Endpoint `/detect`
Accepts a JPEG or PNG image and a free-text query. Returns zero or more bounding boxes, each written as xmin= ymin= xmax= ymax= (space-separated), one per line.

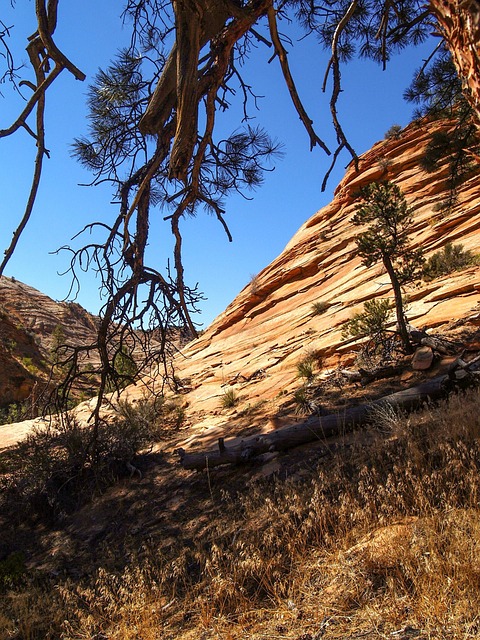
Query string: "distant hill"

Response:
xmin=0 ymin=277 xmax=100 ymax=410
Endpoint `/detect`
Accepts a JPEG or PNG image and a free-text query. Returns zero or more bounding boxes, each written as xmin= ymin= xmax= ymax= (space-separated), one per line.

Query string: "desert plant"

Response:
xmin=384 ymin=124 xmax=402 ymax=139
xmin=423 ymin=242 xmax=478 ymax=280
xmin=0 ymin=552 xmax=25 ymax=592
xmin=296 ymin=356 xmax=315 ymax=381
xmin=352 ymin=181 xmax=424 ymax=352
xmin=343 ymin=299 xmax=403 ymax=367
xmin=111 ymin=345 xmax=138 ymax=389
xmin=220 ymin=388 xmax=238 ymax=409
xmin=311 ymin=300 xmax=330 ymax=316
xmin=248 ymin=273 xmax=261 ymax=295
xmin=3 ymin=389 xmax=480 ymax=638
xmin=293 ymin=387 xmax=319 ymax=415
xmin=343 ymin=298 xmax=393 ymax=340
xmin=0 ymin=399 xmax=162 ymax=521
xmin=0 ymin=401 xmax=29 ymax=425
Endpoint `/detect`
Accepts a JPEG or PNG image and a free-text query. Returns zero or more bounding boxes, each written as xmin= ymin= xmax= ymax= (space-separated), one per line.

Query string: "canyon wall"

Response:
xmin=157 ymin=118 xmax=480 ymax=449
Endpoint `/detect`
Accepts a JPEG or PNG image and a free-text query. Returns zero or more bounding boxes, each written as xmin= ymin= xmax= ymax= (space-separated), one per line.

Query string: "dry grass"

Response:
xmin=2 ymin=389 xmax=480 ymax=639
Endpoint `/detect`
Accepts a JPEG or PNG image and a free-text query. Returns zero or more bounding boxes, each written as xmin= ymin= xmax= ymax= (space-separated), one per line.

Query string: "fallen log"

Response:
xmin=177 ymin=367 xmax=479 ymax=471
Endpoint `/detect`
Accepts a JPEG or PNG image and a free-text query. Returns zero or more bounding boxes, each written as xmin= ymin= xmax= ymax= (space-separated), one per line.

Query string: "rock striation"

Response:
xmin=0 ymin=277 xmax=100 ymax=407
xmin=155 ymin=118 xmax=480 ymax=450
xmin=2 ymin=118 xmax=480 ymax=449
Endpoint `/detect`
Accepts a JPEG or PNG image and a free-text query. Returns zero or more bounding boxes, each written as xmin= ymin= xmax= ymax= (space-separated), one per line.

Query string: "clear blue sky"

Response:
xmin=0 ymin=2 xmax=438 ymax=327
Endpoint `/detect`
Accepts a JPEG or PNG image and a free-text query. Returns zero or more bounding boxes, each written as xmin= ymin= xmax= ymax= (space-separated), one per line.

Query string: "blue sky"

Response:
xmin=0 ymin=2 xmax=438 ymax=327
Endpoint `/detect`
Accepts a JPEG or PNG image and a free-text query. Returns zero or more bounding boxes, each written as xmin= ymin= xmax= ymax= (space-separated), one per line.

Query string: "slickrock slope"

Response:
xmin=0 ymin=277 xmax=99 ymax=406
xmin=158 ymin=119 xmax=480 ymax=450
xmin=1 ymin=119 xmax=479 ymax=450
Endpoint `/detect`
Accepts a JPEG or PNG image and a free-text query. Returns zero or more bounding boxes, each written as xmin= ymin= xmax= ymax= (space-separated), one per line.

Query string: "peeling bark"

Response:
xmin=430 ymin=0 xmax=480 ymax=127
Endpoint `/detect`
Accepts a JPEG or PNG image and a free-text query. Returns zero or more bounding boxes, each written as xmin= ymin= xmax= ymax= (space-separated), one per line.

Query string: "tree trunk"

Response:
xmin=430 ymin=0 xmax=480 ymax=127
xmin=383 ymin=254 xmax=413 ymax=354
xmin=177 ymin=373 xmax=459 ymax=470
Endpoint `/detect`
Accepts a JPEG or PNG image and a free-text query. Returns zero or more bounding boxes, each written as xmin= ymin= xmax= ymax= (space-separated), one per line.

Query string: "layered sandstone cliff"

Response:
xmin=0 ymin=277 xmax=100 ymax=406
xmin=1 ymin=118 xmax=479 ymax=449
xmin=153 ymin=118 xmax=480 ymax=450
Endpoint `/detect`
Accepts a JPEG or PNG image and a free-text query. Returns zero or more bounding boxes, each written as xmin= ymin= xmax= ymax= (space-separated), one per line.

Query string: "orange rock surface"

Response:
xmin=2 ymin=119 xmax=479 ymax=450
xmin=156 ymin=119 xmax=480 ymax=449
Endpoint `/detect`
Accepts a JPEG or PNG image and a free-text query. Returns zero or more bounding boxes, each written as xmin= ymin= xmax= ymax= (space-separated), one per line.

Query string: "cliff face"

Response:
xmin=2 ymin=119 xmax=480 ymax=448
xmin=0 ymin=277 xmax=100 ymax=407
xmin=150 ymin=118 xmax=480 ymax=449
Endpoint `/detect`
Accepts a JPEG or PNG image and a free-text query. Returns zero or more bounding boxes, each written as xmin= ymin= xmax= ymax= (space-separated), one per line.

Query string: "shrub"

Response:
xmin=343 ymin=299 xmax=403 ymax=368
xmin=220 ymin=388 xmax=238 ymax=409
xmin=0 ymin=399 xmax=162 ymax=522
xmin=293 ymin=387 xmax=318 ymax=415
xmin=0 ymin=552 xmax=25 ymax=592
xmin=343 ymin=298 xmax=393 ymax=340
xmin=296 ymin=357 xmax=315 ymax=381
xmin=384 ymin=124 xmax=402 ymax=139
xmin=0 ymin=402 xmax=29 ymax=425
xmin=423 ymin=242 xmax=478 ymax=280
xmin=311 ymin=300 xmax=330 ymax=316
xmin=248 ymin=273 xmax=260 ymax=295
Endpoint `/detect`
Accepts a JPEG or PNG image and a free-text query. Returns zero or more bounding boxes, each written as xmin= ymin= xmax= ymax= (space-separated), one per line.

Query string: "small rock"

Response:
xmin=412 ymin=346 xmax=434 ymax=370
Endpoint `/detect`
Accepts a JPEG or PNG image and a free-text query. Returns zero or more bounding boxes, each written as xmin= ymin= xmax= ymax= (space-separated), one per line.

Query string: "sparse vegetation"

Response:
xmin=352 ymin=181 xmax=424 ymax=352
xmin=2 ymin=389 xmax=480 ymax=638
xmin=423 ymin=242 xmax=479 ymax=280
xmin=384 ymin=123 xmax=402 ymax=139
xmin=220 ymin=388 xmax=238 ymax=409
xmin=420 ymin=128 xmax=480 ymax=213
xmin=0 ymin=552 xmax=25 ymax=592
xmin=248 ymin=273 xmax=261 ymax=295
xmin=343 ymin=299 xmax=405 ymax=368
xmin=293 ymin=386 xmax=319 ymax=415
xmin=0 ymin=401 xmax=29 ymax=425
xmin=20 ymin=356 xmax=42 ymax=375
xmin=110 ymin=345 xmax=139 ymax=390
xmin=0 ymin=398 xmax=163 ymax=522
xmin=343 ymin=298 xmax=393 ymax=340
xmin=296 ymin=356 xmax=315 ymax=381
xmin=311 ymin=300 xmax=330 ymax=316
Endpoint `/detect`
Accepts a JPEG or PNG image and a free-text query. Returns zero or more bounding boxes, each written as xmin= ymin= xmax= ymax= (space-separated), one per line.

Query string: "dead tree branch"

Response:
xmin=178 ymin=361 xmax=480 ymax=470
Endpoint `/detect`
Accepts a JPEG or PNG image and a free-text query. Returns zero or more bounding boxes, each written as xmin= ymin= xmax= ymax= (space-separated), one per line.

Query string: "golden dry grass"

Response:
xmin=2 ymin=388 xmax=480 ymax=639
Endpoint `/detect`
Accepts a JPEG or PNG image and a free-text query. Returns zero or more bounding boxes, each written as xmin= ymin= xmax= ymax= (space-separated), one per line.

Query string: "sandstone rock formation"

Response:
xmin=0 ymin=277 xmax=100 ymax=408
xmin=152 ymin=117 xmax=480 ymax=451
xmin=2 ymin=118 xmax=479 ymax=451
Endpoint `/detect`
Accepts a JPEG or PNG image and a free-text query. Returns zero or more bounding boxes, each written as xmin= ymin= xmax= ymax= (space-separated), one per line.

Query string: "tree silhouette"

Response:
xmin=0 ymin=1 xmax=479 ymax=422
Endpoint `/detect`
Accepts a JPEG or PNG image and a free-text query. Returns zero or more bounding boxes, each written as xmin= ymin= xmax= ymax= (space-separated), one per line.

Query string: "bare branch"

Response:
xmin=34 ymin=0 xmax=86 ymax=81
xmin=267 ymin=4 xmax=330 ymax=155
xmin=323 ymin=0 xmax=359 ymax=169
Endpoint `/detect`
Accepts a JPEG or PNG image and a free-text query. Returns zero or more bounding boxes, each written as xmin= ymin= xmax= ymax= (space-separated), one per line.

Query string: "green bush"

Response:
xmin=220 ymin=388 xmax=238 ymax=409
xmin=343 ymin=298 xmax=393 ymax=339
xmin=384 ymin=124 xmax=402 ymax=139
xmin=423 ymin=243 xmax=478 ymax=280
xmin=0 ymin=552 xmax=25 ymax=591
xmin=293 ymin=387 xmax=318 ymax=416
xmin=296 ymin=357 xmax=315 ymax=381
xmin=0 ymin=402 xmax=28 ymax=425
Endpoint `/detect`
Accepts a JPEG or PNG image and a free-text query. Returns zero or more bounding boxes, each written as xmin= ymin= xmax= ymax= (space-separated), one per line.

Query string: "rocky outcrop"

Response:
xmin=0 ymin=277 xmax=100 ymax=407
xmin=148 ymin=118 xmax=480 ymax=450
xmin=2 ymin=118 xmax=480 ymax=449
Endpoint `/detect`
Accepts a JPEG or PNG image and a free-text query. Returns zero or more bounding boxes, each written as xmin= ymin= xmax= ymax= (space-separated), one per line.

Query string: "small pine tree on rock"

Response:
xmin=352 ymin=181 xmax=424 ymax=353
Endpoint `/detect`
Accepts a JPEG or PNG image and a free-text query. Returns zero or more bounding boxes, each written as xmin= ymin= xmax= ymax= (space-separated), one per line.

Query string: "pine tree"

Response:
xmin=351 ymin=181 xmax=424 ymax=353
